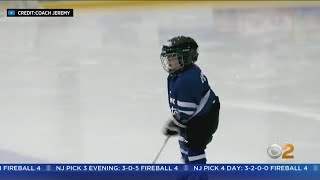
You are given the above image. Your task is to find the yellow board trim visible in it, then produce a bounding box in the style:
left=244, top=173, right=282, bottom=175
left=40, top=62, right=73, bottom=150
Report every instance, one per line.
left=40, top=1, right=320, bottom=10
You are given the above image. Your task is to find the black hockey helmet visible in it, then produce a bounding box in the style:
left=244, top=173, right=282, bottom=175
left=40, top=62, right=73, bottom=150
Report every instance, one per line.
left=160, top=36, right=199, bottom=74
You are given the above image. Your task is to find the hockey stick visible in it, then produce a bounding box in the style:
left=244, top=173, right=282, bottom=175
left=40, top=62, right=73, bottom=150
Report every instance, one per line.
left=152, top=135, right=171, bottom=164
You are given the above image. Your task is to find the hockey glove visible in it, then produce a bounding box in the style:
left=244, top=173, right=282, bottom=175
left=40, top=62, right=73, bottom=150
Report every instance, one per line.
left=162, top=117, right=187, bottom=136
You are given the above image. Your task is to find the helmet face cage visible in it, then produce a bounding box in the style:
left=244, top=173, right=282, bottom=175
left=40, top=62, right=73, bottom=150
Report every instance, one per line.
left=160, top=53, right=184, bottom=74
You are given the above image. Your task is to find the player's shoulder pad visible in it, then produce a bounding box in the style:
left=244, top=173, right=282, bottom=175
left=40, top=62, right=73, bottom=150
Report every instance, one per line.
left=177, top=66, right=202, bottom=88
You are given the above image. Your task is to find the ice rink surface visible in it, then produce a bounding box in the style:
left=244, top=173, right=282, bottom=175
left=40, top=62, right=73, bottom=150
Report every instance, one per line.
left=0, top=6, right=320, bottom=163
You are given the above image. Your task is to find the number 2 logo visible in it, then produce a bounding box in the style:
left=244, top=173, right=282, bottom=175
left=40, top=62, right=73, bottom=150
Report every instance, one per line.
left=267, top=143, right=295, bottom=159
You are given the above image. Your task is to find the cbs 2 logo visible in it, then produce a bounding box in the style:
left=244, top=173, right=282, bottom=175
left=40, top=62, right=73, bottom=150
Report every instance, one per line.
left=267, top=143, right=294, bottom=159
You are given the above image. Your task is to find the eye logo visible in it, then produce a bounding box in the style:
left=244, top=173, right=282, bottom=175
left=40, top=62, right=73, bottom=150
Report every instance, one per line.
left=46, top=165, right=51, bottom=171
left=183, top=165, right=189, bottom=171
left=267, top=143, right=294, bottom=159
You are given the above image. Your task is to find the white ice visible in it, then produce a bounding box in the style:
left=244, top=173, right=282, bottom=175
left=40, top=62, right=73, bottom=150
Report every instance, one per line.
left=0, top=6, right=320, bottom=164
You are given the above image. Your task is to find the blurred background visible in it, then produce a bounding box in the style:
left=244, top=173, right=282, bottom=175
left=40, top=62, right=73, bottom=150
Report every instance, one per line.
left=0, top=1, right=320, bottom=164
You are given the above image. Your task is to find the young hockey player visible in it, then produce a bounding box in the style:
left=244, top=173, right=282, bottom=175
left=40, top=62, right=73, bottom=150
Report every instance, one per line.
left=161, top=36, right=220, bottom=164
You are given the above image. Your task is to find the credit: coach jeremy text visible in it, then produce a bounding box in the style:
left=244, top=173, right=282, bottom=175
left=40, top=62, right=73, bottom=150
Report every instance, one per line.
left=17, top=10, right=71, bottom=16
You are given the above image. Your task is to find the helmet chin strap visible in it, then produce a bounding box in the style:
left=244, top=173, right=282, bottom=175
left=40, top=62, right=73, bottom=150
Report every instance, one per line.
left=170, top=69, right=182, bottom=76
left=170, top=63, right=194, bottom=76
left=170, top=63, right=195, bottom=76
left=169, top=60, right=185, bottom=75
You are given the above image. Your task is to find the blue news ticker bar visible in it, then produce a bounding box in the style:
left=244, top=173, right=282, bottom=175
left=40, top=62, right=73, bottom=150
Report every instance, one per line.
left=0, top=164, right=319, bottom=180
left=0, top=164, right=319, bottom=173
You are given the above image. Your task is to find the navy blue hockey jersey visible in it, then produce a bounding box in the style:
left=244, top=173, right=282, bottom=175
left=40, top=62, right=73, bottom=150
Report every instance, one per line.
left=167, top=64, right=217, bottom=123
